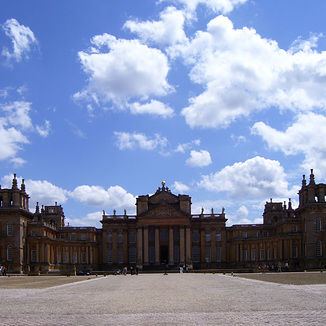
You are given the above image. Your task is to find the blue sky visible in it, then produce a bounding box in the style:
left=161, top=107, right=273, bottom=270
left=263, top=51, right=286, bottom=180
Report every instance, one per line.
left=1, top=0, right=326, bottom=227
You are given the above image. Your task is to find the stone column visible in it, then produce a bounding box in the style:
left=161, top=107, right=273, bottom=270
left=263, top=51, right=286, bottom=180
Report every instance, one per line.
left=143, top=226, right=149, bottom=264
left=86, top=246, right=89, bottom=264
left=40, top=243, right=44, bottom=263
left=211, top=229, right=216, bottom=262
left=137, top=226, right=143, bottom=264
left=186, top=226, right=191, bottom=264
left=169, top=226, right=174, bottom=265
left=180, top=226, right=185, bottom=264
left=155, top=227, right=160, bottom=264
left=112, top=231, right=118, bottom=263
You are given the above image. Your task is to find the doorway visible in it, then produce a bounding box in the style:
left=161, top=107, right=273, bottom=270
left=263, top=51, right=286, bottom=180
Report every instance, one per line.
left=160, top=245, right=168, bottom=264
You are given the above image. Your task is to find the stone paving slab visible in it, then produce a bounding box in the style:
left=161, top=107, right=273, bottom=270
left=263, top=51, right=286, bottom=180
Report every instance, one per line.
left=0, top=273, right=326, bottom=325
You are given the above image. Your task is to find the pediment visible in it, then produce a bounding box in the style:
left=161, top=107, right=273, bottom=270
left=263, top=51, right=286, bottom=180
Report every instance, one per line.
left=139, top=203, right=189, bottom=219
left=149, top=191, right=178, bottom=205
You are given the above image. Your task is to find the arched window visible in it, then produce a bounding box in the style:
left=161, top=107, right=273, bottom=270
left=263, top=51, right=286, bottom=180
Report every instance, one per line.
left=316, top=217, right=322, bottom=231
left=7, top=222, right=13, bottom=236
left=7, top=245, right=13, bottom=261
left=316, top=241, right=322, bottom=257
left=216, top=230, right=221, bottom=242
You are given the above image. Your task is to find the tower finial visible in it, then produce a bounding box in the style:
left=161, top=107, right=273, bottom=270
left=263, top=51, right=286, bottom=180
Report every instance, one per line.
left=309, top=169, right=315, bottom=185
left=12, top=173, right=18, bottom=189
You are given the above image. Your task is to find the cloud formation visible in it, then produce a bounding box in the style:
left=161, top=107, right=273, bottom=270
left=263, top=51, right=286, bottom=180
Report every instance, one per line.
left=179, top=16, right=326, bottom=128
left=114, top=131, right=168, bottom=151
left=199, top=156, right=289, bottom=198
left=70, top=185, right=135, bottom=210
left=252, top=112, right=326, bottom=175
left=0, top=100, right=51, bottom=163
left=75, top=34, right=173, bottom=110
left=186, top=149, right=212, bottom=167
left=1, top=18, right=38, bottom=63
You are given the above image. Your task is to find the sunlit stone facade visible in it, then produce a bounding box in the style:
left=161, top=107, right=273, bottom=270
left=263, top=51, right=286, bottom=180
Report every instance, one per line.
left=0, top=171, right=325, bottom=274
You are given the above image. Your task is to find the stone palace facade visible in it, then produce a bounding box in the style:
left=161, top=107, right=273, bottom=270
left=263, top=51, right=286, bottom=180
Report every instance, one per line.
left=0, top=171, right=325, bottom=274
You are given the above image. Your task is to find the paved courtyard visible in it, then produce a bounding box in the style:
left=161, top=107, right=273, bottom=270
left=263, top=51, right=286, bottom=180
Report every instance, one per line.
left=0, top=272, right=326, bottom=325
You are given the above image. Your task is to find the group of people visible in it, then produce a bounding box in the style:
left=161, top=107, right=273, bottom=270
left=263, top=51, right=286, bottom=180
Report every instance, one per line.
left=121, top=266, right=139, bottom=275
left=0, top=265, right=6, bottom=276
left=258, top=261, right=290, bottom=272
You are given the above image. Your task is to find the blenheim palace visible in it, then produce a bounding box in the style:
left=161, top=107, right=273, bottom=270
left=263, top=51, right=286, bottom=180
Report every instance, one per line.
left=0, top=170, right=325, bottom=274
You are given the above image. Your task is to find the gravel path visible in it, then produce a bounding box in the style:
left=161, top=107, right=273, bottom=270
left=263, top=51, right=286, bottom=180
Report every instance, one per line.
left=0, top=273, right=325, bottom=325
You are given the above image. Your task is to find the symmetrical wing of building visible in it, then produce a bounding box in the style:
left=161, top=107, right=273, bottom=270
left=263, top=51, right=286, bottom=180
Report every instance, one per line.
left=0, top=170, right=325, bottom=274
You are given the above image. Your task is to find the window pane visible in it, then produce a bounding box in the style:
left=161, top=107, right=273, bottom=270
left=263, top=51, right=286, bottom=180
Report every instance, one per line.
left=205, top=246, right=211, bottom=262
left=129, top=247, right=136, bottom=263
left=216, top=231, right=221, bottom=242
left=107, top=247, right=112, bottom=263
left=7, top=222, right=13, bottom=236
left=193, top=246, right=200, bottom=262
left=192, top=230, right=199, bottom=242
left=216, top=246, right=221, bottom=262
left=129, top=230, right=136, bottom=243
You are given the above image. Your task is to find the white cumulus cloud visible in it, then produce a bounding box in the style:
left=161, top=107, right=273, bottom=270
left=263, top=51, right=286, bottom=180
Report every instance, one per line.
left=252, top=112, right=326, bottom=176
left=178, top=15, right=326, bottom=128
left=2, top=18, right=38, bottom=63
left=128, top=100, right=174, bottom=118
left=198, top=156, right=289, bottom=198
left=75, top=34, right=173, bottom=109
left=124, top=6, right=187, bottom=47
left=186, top=149, right=212, bottom=167
left=114, top=131, right=168, bottom=151
left=70, top=185, right=135, bottom=210
left=172, top=181, right=190, bottom=193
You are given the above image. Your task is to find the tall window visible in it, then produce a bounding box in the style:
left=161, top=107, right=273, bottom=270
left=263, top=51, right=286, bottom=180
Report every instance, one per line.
left=31, top=250, right=37, bottom=263
left=107, top=247, right=112, bottom=263
left=193, top=246, right=200, bottom=262
left=73, top=252, right=77, bottom=264
left=205, top=246, right=211, bottom=262
left=251, top=250, right=256, bottom=261
left=58, top=252, right=62, bottom=263
left=205, top=230, right=211, bottom=242
left=107, top=231, right=112, bottom=243
left=316, top=217, right=322, bottom=231
left=292, top=246, right=298, bottom=258
left=64, top=252, right=69, bottom=263
left=216, top=246, right=221, bottom=262
left=216, top=230, right=221, bottom=242
left=129, top=247, right=136, bottom=263
left=7, top=246, right=13, bottom=261
left=118, top=231, right=123, bottom=244
left=267, top=249, right=271, bottom=260
left=260, top=249, right=264, bottom=260
left=149, top=229, right=155, bottom=242
left=7, top=222, right=13, bottom=236
left=129, top=230, right=136, bottom=243
left=118, top=247, right=123, bottom=263
left=242, top=250, right=248, bottom=261
left=81, top=252, right=86, bottom=264
left=174, top=245, right=179, bottom=263
left=192, top=230, right=199, bottom=242
left=149, top=246, right=155, bottom=263
left=316, top=241, right=322, bottom=257
left=174, top=228, right=179, bottom=242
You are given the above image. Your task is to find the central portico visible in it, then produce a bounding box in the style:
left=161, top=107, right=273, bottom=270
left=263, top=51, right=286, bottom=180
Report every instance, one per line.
left=101, top=182, right=227, bottom=270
